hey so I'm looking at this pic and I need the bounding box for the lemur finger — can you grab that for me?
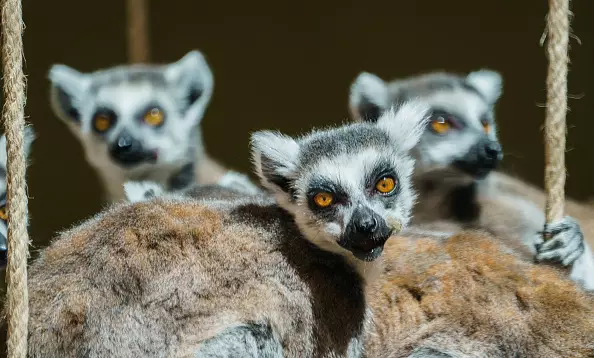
[539,233,570,252]
[536,235,583,263]
[543,216,581,236]
[562,247,584,266]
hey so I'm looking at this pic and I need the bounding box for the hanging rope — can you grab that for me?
[1,0,29,356]
[126,0,150,63]
[543,0,571,233]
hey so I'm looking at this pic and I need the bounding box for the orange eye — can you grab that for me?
[482,121,491,133]
[313,192,334,208]
[430,117,451,134]
[0,206,7,221]
[93,114,113,133]
[375,177,396,194]
[144,108,165,127]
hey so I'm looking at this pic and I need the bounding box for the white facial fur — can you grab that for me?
[48,50,213,177]
[349,69,503,174]
[251,102,429,263]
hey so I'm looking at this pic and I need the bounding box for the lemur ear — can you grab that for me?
[349,72,390,123]
[250,130,300,195]
[465,69,502,105]
[164,50,214,126]
[376,100,430,153]
[48,64,91,125]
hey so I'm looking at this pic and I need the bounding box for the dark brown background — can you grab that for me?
[1,1,594,355]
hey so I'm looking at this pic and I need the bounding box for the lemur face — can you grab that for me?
[0,127,34,268]
[251,103,428,261]
[48,50,213,171]
[350,70,503,179]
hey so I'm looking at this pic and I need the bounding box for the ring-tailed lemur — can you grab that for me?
[48,50,260,202]
[349,69,594,290]
[0,126,35,269]
[26,103,429,357]
[26,105,594,357]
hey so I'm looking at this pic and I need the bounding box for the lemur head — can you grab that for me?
[0,126,35,268]
[48,50,213,171]
[251,102,429,262]
[349,70,503,179]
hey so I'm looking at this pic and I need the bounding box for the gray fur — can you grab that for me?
[349,69,594,291]
[27,103,428,357]
[47,50,228,202]
[193,322,284,358]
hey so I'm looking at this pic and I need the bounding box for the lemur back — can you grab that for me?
[26,104,428,357]
[48,50,260,202]
[349,69,594,291]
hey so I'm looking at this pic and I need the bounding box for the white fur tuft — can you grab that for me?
[124,181,164,203]
[376,100,431,152]
[250,130,300,192]
[466,69,502,104]
[349,72,389,119]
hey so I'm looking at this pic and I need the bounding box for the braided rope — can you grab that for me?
[544,0,571,229]
[126,0,150,63]
[1,0,29,356]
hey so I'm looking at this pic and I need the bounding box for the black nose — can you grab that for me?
[484,141,502,160]
[354,210,378,234]
[109,132,146,167]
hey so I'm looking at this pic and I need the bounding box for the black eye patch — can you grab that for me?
[365,162,398,193]
[306,178,349,211]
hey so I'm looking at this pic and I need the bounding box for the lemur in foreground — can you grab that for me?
[48,50,259,202]
[0,127,35,269]
[126,150,594,354]
[26,104,428,358]
[26,104,594,357]
[349,69,594,291]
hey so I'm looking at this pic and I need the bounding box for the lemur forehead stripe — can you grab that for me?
[298,124,392,168]
[389,73,486,103]
[88,67,168,94]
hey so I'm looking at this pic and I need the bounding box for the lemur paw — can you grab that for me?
[124,181,165,203]
[534,216,585,266]
[218,171,262,196]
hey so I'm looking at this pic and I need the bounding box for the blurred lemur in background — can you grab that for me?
[349,69,594,290]
[0,126,35,269]
[48,50,259,202]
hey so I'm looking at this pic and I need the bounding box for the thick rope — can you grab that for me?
[1,0,29,356]
[543,0,570,229]
[126,0,150,63]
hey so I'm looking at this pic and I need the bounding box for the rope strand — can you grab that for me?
[126,0,150,63]
[544,0,571,229]
[1,0,30,356]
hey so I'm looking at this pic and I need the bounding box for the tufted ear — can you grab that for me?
[349,72,390,123]
[465,69,503,105]
[250,130,300,195]
[48,64,91,125]
[375,100,430,153]
[164,50,214,127]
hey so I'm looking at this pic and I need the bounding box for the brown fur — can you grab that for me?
[365,231,594,358]
[25,195,594,357]
[26,196,369,357]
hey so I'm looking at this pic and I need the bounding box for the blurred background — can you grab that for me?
[1,1,594,355]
